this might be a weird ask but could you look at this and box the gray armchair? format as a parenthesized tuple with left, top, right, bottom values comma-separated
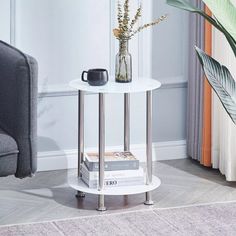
(0, 40, 38, 178)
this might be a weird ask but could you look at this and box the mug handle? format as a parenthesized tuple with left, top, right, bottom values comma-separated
(106, 70, 109, 79)
(81, 71, 88, 82)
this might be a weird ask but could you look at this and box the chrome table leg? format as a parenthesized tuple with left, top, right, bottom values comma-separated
(76, 90, 85, 198)
(124, 93, 130, 199)
(124, 93, 130, 152)
(144, 91, 154, 205)
(97, 93, 107, 211)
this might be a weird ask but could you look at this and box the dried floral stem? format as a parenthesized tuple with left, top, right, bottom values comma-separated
(122, 0, 130, 34)
(117, 0, 123, 29)
(130, 4, 142, 32)
(130, 14, 167, 37)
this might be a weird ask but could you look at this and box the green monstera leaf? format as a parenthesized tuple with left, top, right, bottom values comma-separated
(201, 0, 236, 42)
(167, 0, 236, 124)
(166, 0, 236, 57)
(196, 47, 236, 124)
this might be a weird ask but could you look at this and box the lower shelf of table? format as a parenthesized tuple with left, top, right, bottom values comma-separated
(68, 174, 161, 196)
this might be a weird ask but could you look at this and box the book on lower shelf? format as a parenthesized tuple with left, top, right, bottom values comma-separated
(84, 151, 139, 171)
(81, 163, 144, 189)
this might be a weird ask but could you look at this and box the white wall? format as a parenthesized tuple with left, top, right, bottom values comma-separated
(152, 0, 188, 142)
(1, 0, 188, 169)
(0, 0, 10, 43)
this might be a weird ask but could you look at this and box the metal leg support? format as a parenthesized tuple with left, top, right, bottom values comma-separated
(124, 93, 130, 199)
(76, 90, 85, 198)
(124, 93, 130, 152)
(97, 93, 107, 211)
(144, 91, 154, 205)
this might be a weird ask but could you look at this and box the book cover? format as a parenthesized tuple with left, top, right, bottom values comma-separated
(85, 151, 139, 171)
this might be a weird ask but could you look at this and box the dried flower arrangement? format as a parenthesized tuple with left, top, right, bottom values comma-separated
(113, 0, 167, 83)
(113, 1, 167, 40)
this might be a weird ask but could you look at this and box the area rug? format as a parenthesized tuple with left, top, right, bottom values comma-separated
(1, 202, 236, 236)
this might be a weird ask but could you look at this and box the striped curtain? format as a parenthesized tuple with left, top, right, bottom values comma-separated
(201, 6, 212, 167)
(187, 1, 236, 181)
(187, 1, 205, 162)
(211, 15, 236, 181)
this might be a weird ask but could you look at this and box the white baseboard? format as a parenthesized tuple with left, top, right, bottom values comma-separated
(37, 140, 187, 172)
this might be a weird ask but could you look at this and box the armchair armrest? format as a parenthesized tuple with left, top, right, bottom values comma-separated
(0, 41, 38, 178)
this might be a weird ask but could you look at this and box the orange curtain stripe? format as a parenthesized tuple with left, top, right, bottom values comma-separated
(201, 7, 212, 167)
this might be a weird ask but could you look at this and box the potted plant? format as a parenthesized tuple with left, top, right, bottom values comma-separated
(113, 0, 167, 83)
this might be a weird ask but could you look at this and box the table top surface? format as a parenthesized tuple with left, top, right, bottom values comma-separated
(69, 77, 161, 94)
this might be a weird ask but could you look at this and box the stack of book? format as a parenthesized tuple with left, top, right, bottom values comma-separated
(81, 151, 144, 188)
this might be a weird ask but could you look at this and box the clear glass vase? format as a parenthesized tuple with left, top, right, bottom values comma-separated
(115, 40, 132, 83)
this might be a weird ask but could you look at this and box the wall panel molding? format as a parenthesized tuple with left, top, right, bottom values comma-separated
(109, 0, 116, 75)
(10, 0, 16, 45)
(0, 0, 11, 43)
(138, 0, 152, 77)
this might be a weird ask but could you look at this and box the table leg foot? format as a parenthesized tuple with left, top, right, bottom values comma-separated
(76, 191, 85, 198)
(96, 195, 107, 212)
(144, 192, 154, 205)
(96, 206, 107, 212)
(144, 200, 154, 206)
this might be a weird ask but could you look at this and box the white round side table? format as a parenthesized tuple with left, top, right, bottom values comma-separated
(69, 78, 162, 211)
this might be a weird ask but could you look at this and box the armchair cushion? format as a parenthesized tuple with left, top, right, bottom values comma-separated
(0, 128, 18, 157)
(0, 128, 18, 176)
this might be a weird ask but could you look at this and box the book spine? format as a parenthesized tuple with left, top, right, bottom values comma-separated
(82, 176, 144, 189)
(82, 167, 143, 180)
(85, 159, 139, 171)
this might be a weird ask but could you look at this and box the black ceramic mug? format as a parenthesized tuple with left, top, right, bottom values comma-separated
(81, 69, 109, 86)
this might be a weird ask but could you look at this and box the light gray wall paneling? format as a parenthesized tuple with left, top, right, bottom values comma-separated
(38, 93, 146, 152)
(152, 0, 188, 142)
(0, 0, 10, 43)
(14, 0, 188, 152)
(152, 0, 189, 79)
(153, 87, 187, 142)
(38, 88, 187, 152)
(15, 0, 111, 86)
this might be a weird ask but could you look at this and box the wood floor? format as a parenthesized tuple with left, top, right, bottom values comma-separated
(1, 158, 236, 226)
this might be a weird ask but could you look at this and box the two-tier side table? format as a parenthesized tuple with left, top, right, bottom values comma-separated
(69, 78, 162, 211)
